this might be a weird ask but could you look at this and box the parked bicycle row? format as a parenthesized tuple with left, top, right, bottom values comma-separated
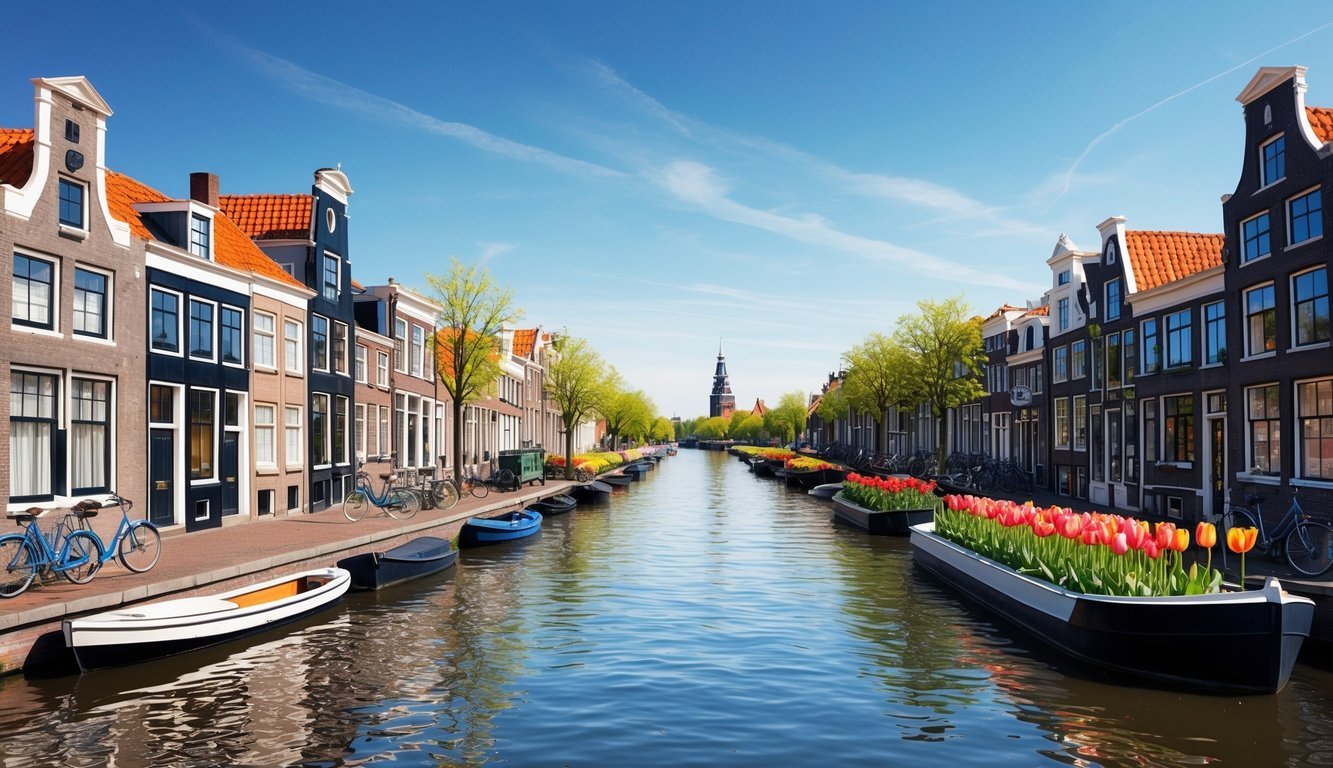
(342, 456, 528, 522)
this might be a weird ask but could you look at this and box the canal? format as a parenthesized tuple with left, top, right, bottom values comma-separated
(2, 449, 1333, 766)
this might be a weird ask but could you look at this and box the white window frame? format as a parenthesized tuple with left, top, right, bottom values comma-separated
(186, 297, 218, 363)
(188, 386, 220, 485)
(355, 403, 367, 462)
(1240, 210, 1272, 265)
(150, 286, 184, 357)
(1054, 397, 1070, 450)
(377, 350, 390, 387)
(1260, 133, 1286, 189)
(220, 304, 246, 368)
(255, 403, 277, 470)
(285, 405, 304, 470)
(253, 311, 276, 370)
(354, 343, 368, 383)
(72, 263, 113, 341)
(1073, 395, 1087, 452)
(1244, 282, 1277, 358)
(312, 393, 331, 469)
(334, 321, 349, 376)
(284, 318, 304, 375)
(335, 394, 350, 466)
(311, 315, 330, 373)
(1290, 265, 1330, 349)
(1287, 185, 1324, 249)
(395, 318, 408, 373)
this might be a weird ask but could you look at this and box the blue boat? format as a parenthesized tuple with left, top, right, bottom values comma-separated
(460, 508, 543, 547)
(337, 536, 457, 590)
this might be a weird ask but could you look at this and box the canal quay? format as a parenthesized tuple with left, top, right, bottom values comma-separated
(4, 450, 1333, 767)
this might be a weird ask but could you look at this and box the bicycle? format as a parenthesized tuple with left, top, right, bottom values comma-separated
(343, 463, 422, 522)
(481, 466, 518, 493)
(70, 493, 162, 573)
(459, 464, 490, 498)
(0, 505, 104, 597)
(1220, 488, 1333, 577)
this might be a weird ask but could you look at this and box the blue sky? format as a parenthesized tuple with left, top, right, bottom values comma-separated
(6, 3, 1333, 420)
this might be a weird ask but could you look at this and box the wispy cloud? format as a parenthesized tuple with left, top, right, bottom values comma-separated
(236, 47, 629, 180)
(477, 242, 514, 265)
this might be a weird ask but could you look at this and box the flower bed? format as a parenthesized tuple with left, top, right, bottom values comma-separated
(546, 451, 626, 475)
(841, 473, 941, 511)
(784, 456, 836, 472)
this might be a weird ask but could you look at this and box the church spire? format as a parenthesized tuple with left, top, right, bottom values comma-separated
(710, 341, 735, 419)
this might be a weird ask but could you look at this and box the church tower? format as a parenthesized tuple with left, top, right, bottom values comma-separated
(709, 340, 736, 419)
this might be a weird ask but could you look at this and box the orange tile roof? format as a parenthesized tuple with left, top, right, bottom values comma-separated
(1307, 106, 1333, 143)
(512, 328, 538, 358)
(219, 194, 313, 240)
(106, 171, 306, 290)
(1023, 305, 1050, 318)
(750, 398, 767, 416)
(1124, 230, 1224, 293)
(985, 304, 1024, 321)
(0, 128, 35, 187)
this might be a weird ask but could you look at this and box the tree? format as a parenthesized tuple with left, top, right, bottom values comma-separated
(649, 416, 674, 443)
(694, 416, 730, 439)
(728, 410, 750, 436)
(764, 391, 809, 446)
(733, 413, 765, 442)
(894, 296, 986, 473)
(544, 335, 611, 479)
(842, 333, 915, 454)
(603, 388, 655, 449)
(675, 417, 703, 441)
(428, 259, 520, 485)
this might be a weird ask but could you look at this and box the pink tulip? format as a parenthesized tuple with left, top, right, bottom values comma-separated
(1143, 540, 1162, 560)
(1124, 521, 1149, 551)
(1110, 532, 1129, 556)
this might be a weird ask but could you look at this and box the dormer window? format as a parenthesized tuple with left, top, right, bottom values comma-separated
(1261, 134, 1285, 187)
(1025, 325, 1036, 351)
(189, 214, 211, 259)
(1057, 270, 1071, 286)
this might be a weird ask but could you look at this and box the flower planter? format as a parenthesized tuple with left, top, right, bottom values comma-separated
(831, 492, 934, 536)
(910, 522, 1314, 693)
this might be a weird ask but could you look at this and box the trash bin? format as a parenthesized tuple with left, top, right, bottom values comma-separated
(499, 447, 546, 486)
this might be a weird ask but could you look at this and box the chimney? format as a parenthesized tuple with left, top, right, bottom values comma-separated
(189, 172, 219, 207)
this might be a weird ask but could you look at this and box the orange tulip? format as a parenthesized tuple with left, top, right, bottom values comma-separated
(1227, 526, 1258, 554)
(1195, 522, 1217, 549)
(1172, 528, 1190, 553)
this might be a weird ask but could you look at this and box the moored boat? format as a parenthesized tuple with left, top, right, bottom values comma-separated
(831, 491, 934, 535)
(620, 464, 649, 479)
(572, 480, 613, 503)
(63, 567, 350, 672)
(338, 536, 457, 591)
(460, 508, 543, 547)
(530, 494, 577, 516)
(910, 521, 1314, 693)
(808, 483, 842, 499)
(600, 473, 633, 487)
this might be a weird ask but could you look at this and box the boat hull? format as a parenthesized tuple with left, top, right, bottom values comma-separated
(831, 492, 933, 535)
(531, 495, 577, 516)
(600, 473, 633, 487)
(338, 536, 457, 591)
(910, 522, 1314, 693)
(572, 481, 613, 503)
(63, 567, 350, 672)
(460, 509, 543, 547)
(808, 483, 842, 499)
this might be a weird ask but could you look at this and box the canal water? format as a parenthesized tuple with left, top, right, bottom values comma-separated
(3, 450, 1333, 766)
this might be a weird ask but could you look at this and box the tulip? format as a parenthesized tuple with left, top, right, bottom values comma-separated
(1031, 516, 1056, 538)
(1154, 522, 1177, 551)
(1143, 539, 1162, 560)
(1124, 521, 1149, 551)
(1227, 526, 1259, 590)
(1110, 532, 1129, 556)
(1195, 522, 1217, 549)
(1171, 528, 1189, 553)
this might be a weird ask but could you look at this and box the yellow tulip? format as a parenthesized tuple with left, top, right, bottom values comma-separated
(1227, 526, 1258, 554)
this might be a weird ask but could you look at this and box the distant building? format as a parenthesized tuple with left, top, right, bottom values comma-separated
(709, 341, 735, 419)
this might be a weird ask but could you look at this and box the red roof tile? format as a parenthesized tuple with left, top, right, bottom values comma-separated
(1124, 230, 1224, 293)
(512, 328, 538, 358)
(1307, 106, 1333, 143)
(985, 304, 1024, 321)
(1023, 305, 1050, 318)
(0, 128, 34, 187)
(219, 194, 313, 240)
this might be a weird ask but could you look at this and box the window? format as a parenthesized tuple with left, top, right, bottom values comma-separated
(411, 325, 425, 378)
(72, 267, 108, 338)
(1261, 135, 1285, 186)
(1143, 399, 1158, 463)
(334, 322, 349, 375)
(1106, 278, 1122, 321)
(1293, 267, 1330, 346)
(285, 406, 303, 468)
(1073, 395, 1087, 452)
(312, 393, 330, 466)
(1246, 284, 1277, 355)
(13, 253, 55, 329)
(58, 178, 84, 229)
(150, 288, 179, 352)
(1140, 318, 1160, 374)
(1123, 329, 1136, 383)
(1242, 213, 1271, 263)
(378, 405, 390, 459)
(1055, 298, 1068, 332)
(189, 214, 211, 259)
(1106, 332, 1121, 389)
(1071, 340, 1086, 379)
(9, 371, 57, 500)
(221, 306, 244, 365)
(70, 378, 110, 494)
(1058, 270, 1071, 286)
(1289, 188, 1323, 245)
(255, 404, 276, 469)
(1165, 310, 1191, 368)
(1163, 395, 1194, 463)
(1024, 325, 1035, 352)
(188, 299, 215, 360)
(376, 350, 390, 387)
(322, 253, 340, 302)
(1248, 384, 1280, 475)
(1055, 398, 1070, 449)
(334, 395, 349, 464)
(149, 383, 173, 424)
(284, 319, 303, 374)
(1033, 363, 1043, 393)
(394, 318, 408, 373)
(1204, 302, 1226, 364)
(1298, 378, 1333, 479)
(355, 344, 368, 383)
(355, 403, 367, 461)
(254, 311, 275, 369)
(312, 315, 329, 371)
(1053, 345, 1068, 383)
(189, 389, 216, 481)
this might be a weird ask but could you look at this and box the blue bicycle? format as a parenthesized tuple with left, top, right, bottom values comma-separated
(0, 506, 104, 597)
(70, 493, 162, 573)
(343, 463, 421, 521)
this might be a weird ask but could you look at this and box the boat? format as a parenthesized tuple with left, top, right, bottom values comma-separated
(459, 508, 543, 547)
(808, 483, 842, 499)
(600, 473, 633, 487)
(620, 464, 648, 479)
(830, 491, 934, 535)
(530, 494, 577, 516)
(750, 459, 775, 478)
(572, 480, 613, 503)
(785, 466, 848, 490)
(337, 536, 457, 591)
(910, 521, 1314, 693)
(62, 567, 350, 672)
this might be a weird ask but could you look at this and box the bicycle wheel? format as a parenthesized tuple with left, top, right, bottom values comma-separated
(385, 489, 421, 520)
(575, 468, 592, 483)
(0, 536, 36, 598)
(118, 522, 162, 573)
(497, 469, 516, 492)
(432, 480, 460, 510)
(61, 531, 104, 584)
(469, 478, 489, 498)
(1286, 521, 1333, 576)
(343, 490, 369, 521)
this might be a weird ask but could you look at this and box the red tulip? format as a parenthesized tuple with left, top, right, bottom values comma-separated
(1110, 532, 1129, 556)
(1154, 522, 1177, 551)
(1143, 540, 1162, 560)
(1031, 516, 1056, 538)
(1124, 521, 1149, 551)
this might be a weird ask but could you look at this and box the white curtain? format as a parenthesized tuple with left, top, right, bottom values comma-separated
(10, 422, 51, 497)
(71, 423, 106, 490)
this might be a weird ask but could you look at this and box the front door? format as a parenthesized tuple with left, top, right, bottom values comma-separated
(149, 428, 174, 526)
(221, 431, 239, 517)
(1209, 417, 1226, 519)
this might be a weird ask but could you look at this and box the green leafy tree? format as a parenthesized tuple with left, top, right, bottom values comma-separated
(728, 409, 750, 436)
(894, 296, 986, 472)
(842, 333, 915, 455)
(814, 380, 849, 443)
(694, 416, 730, 440)
(544, 335, 612, 479)
(675, 417, 703, 440)
(650, 416, 675, 443)
(764, 391, 809, 446)
(733, 413, 766, 442)
(604, 389, 655, 448)
(428, 259, 520, 485)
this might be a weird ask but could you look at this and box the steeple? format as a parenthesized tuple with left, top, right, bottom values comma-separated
(710, 340, 736, 419)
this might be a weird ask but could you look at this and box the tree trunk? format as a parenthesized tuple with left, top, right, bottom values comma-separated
(452, 399, 465, 485)
(564, 420, 576, 481)
(935, 405, 948, 474)
(876, 410, 887, 456)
